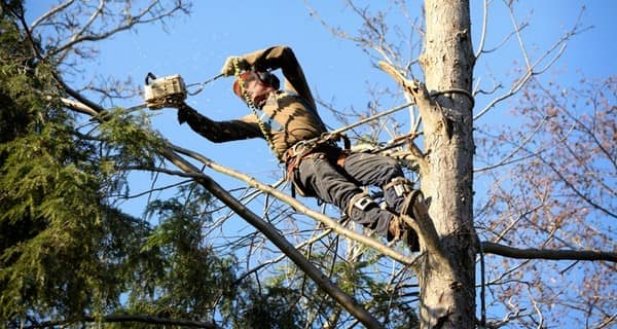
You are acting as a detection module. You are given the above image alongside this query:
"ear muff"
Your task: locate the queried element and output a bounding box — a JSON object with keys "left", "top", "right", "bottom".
{"left": 232, "top": 71, "right": 280, "bottom": 99}
{"left": 257, "top": 71, "right": 280, "bottom": 90}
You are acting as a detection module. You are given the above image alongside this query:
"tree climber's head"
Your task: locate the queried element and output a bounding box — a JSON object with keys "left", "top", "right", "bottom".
{"left": 233, "top": 71, "right": 280, "bottom": 108}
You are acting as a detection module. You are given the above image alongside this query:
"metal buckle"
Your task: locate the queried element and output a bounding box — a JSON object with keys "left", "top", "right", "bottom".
{"left": 354, "top": 197, "right": 372, "bottom": 211}
{"left": 388, "top": 177, "right": 412, "bottom": 197}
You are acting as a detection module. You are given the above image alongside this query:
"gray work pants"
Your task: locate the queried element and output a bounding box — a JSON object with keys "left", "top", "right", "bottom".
{"left": 295, "top": 151, "right": 406, "bottom": 238}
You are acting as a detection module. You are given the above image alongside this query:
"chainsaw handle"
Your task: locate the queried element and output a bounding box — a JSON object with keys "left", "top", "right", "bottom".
{"left": 145, "top": 72, "right": 157, "bottom": 85}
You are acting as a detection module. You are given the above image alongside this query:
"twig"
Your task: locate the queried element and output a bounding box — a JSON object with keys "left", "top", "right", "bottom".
{"left": 235, "top": 227, "right": 334, "bottom": 284}
{"left": 474, "top": 6, "right": 591, "bottom": 120}
{"left": 30, "top": 0, "right": 76, "bottom": 30}
{"left": 474, "top": 0, "right": 490, "bottom": 59}
{"left": 474, "top": 115, "right": 550, "bottom": 173}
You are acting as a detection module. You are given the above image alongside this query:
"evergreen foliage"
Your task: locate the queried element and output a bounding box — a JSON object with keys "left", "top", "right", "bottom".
{"left": 0, "top": 4, "right": 240, "bottom": 327}
{"left": 2, "top": 8, "right": 96, "bottom": 322}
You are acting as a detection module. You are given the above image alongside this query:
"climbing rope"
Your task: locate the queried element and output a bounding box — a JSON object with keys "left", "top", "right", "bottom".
{"left": 430, "top": 88, "right": 475, "bottom": 110}
{"left": 186, "top": 73, "right": 225, "bottom": 96}
{"left": 304, "top": 87, "right": 474, "bottom": 149}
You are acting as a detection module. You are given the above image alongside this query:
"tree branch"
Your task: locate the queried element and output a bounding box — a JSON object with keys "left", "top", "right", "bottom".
{"left": 44, "top": 0, "right": 189, "bottom": 62}
{"left": 379, "top": 61, "right": 434, "bottom": 122}
{"left": 481, "top": 241, "right": 617, "bottom": 263}
{"left": 25, "top": 314, "right": 216, "bottom": 329}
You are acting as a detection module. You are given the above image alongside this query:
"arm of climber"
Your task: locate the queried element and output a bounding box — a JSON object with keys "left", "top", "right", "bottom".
{"left": 241, "top": 45, "right": 316, "bottom": 110}
{"left": 177, "top": 103, "right": 262, "bottom": 143}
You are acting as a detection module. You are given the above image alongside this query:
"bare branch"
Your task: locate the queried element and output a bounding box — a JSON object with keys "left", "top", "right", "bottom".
{"left": 527, "top": 286, "right": 545, "bottom": 329}
{"left": 30, "top": 0, "right": 76, "bottom": 30}
{"left": 329, "top": 101, "right": 415, "bottom": 138}
{"left": 59, "top": 97, "right": 99, "bottom": 116}
{"left": 474, "top": 114, "right": 551, "bottom": 173}
{"left": 42, "top": 1, "right": 190, "bottom": 62}
{"left": 481, "top": 241, "right": 617, "bottom": 263}
{"left": 482, "top": 21, "right": 529, "bottom": 55}
{"left": 508, "top": 4, "right": 532, "bottom": 70}
{"left": 378, "top": 61, "right": 440, "bottom": 121}
{"left": 55, "top": 71, "right": 105, "bottom": 113}
{"left": 474, "top": 6, "right": 591, "bottom": 120}
{"left": 593, "top": 314, "right": 617, "bottom": 329}
{"left": 474, "top": 0, "right": 490, "bottom": 59}
{"left": 539, "top": 154, "right": 617, "bottom": 220}
{"left": 235, "top": 227, "right": 335, "bottom": 284}
{"left": 55, "top": 0, "right": 106, "bottom": 63}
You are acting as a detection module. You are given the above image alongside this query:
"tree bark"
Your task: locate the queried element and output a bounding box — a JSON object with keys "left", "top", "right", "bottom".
{"left": 418, "top": 0, "right": 476, "bottom": 328}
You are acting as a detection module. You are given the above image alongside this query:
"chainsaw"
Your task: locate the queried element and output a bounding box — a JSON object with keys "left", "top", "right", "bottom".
{"left": 143, "top": 72, "right": 187, "bottom": 110}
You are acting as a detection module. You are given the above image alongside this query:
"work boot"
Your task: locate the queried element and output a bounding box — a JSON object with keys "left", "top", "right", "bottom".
{"left": 401, "top": 226, "right": 420, "bottom": 252}
{"left": 387, "top": 216, "right": 403, "bottom": 241}
{"left": 400, "top": 189, "right": 425, "bottom": 220}
{"left": 399, "top": 189, "right": 426, "bottom": 252}
{"left": 387, "top": 216, "right": 420, "bottom": 252}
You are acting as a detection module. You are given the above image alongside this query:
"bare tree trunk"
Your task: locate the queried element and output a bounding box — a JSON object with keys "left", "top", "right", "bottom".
{"left": 418, "top": 0, "right": 475, "bottom": 328}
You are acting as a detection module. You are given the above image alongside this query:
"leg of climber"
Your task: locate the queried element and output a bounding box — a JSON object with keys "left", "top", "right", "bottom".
{"left": 382, "top": 177, "right": 423, "bottom": 251}
{"left": 382, "top": 177, "right": 421, "bottom": 216}
{"left": 341, "top": 152, "right": 422, "bottom": 251}
{"left": 339, "top": 152, "right": 404, "bottom": 190}
{"left": 295, "top": 154, "right": 398, "bottom": 239}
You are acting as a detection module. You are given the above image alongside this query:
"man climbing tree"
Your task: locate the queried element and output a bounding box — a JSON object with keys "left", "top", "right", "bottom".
{"left": 173, "top": 45, "right": 425, "bottom": 251}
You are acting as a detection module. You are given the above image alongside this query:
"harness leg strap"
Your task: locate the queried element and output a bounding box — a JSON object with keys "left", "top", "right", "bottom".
{"left": 383, "top": 177, "right": 414, "bottom": 197}
{"left": 346, "top": 192, "right": 377, "bottom": 217}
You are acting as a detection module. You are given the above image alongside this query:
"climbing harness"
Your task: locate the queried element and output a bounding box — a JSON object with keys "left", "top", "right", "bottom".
{"left": 383, "top": 177, "right": 414, "bottom": 197}
{"left": 347, "top": 192, "right": 377, "bottom": 215}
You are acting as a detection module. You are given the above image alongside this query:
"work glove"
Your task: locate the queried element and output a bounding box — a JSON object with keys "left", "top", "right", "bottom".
{"left": 177, "top": 104, "right": 192, "bottom": 124}
{"left": 220, "top": 56, "right": 250, "bottom": 76}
